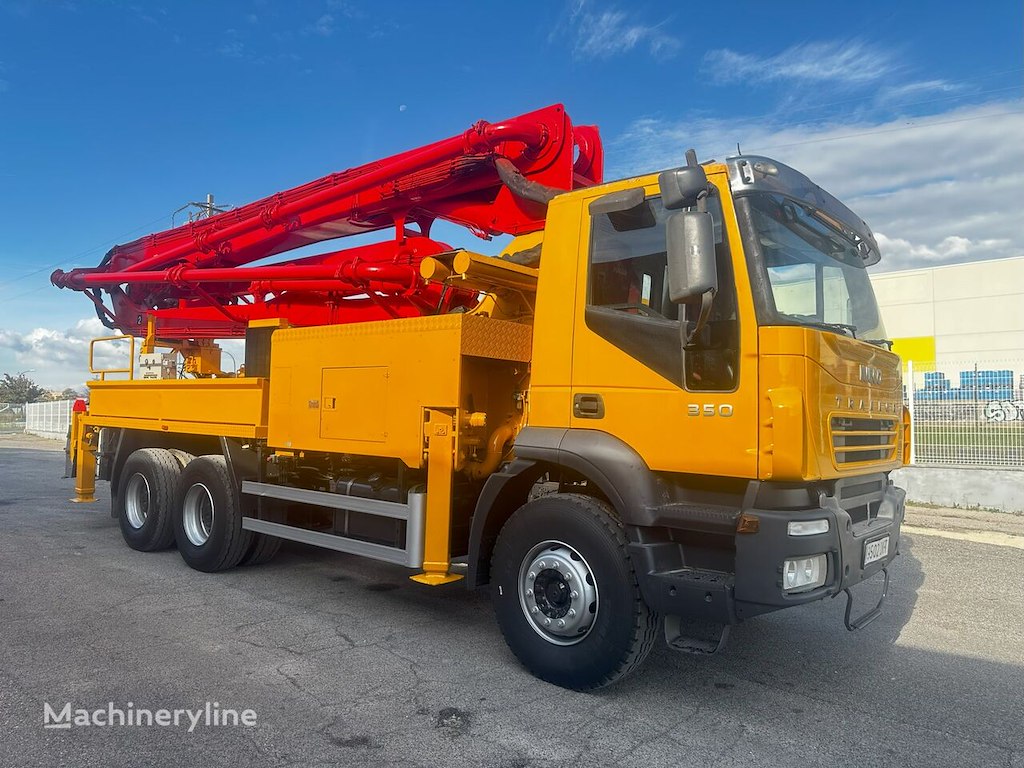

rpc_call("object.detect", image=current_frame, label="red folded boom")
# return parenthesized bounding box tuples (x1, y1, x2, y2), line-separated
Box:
(52, 104, 602, 339)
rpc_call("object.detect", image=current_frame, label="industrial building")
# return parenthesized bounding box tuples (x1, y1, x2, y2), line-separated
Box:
(871, 255, 1024, 366)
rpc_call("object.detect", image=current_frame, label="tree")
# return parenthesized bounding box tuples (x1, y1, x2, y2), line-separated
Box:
(0, 373, 47, 404)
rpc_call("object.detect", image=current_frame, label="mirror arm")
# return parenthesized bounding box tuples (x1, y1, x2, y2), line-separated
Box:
(682, 290, 715, 350)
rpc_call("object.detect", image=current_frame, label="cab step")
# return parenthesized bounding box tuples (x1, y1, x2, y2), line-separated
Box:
(664, 615, 731, 655)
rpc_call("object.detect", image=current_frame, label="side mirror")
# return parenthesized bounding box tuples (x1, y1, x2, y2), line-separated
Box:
(667, 210, 717, 350)
(658, 148, 708, 210)
(666, 210, 717, 303)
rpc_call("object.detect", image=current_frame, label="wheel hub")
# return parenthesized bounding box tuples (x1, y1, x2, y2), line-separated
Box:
(182, 483, 215, 547)
(124, 473, 150, 529)
(518, 541, 598, 645)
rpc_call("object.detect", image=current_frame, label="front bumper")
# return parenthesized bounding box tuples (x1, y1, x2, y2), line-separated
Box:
(732, 482, 905, 620)
(631, 480, 905, 625)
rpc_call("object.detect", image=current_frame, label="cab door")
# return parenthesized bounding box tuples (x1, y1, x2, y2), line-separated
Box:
(568, 176, 759, 479)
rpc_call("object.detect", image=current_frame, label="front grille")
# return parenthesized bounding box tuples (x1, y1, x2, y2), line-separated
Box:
(840, 479, 885, 499)
(831, 416, 897, 465)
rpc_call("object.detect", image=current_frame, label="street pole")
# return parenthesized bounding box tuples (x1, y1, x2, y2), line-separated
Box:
(906, 360, 916, 465)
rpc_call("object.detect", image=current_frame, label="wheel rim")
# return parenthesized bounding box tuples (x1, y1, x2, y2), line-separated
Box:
(518, 540, 598, 646)
(124, 473, 150, 529)
(182, 483, 215, 546)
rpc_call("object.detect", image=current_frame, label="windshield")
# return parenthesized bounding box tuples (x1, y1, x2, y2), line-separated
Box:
(743, 192, 886, 341)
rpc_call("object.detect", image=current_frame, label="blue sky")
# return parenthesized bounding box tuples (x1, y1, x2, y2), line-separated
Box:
(0, 0, 1021, 387)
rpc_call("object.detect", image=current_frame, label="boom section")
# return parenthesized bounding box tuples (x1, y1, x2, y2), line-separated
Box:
(51, 104, 602, 339)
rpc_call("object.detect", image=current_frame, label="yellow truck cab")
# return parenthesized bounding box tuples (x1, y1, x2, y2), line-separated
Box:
(480, 153, 907, 672)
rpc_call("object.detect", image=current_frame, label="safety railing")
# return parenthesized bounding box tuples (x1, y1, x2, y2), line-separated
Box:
(89, 335, 135, 380)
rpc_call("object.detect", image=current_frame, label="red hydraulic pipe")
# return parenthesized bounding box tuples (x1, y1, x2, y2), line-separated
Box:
(62, 262, 420, 289)
(118, 114, 552, 275)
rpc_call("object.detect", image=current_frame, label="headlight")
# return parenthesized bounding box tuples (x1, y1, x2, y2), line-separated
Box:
(782, 555, 827, 593)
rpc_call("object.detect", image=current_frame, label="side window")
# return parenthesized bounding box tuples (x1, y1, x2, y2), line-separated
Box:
(590, 198, 679, 321)
(585, 193, 739, 391)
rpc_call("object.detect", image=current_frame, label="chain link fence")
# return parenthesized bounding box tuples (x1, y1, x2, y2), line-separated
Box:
(905, 360, 1024, 468)
(24, 399, 74, 440)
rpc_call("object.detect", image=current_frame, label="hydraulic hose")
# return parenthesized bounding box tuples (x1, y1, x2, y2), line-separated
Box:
(494, 157, 560, 205)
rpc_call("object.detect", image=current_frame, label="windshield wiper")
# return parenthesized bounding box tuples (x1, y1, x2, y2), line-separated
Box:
(784, 316, 858, 338)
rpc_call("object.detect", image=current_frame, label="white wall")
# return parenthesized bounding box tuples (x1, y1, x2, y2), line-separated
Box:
(871, 256, 1024, 361)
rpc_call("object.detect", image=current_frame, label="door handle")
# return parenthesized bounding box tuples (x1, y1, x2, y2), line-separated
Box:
(573, 393, 605, 419)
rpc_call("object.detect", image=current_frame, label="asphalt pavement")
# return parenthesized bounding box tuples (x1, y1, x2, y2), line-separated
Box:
(1, 438, 1022, 768)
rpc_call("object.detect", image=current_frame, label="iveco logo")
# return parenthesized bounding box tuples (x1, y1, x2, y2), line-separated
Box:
(834, 396, 899, 413)
(859, 365, 883, 385)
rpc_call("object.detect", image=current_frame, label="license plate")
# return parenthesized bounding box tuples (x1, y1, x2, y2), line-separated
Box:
(864, 535, 890, 566)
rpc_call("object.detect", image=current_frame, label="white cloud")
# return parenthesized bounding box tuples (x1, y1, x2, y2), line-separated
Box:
(875, 234, 1012, 267)
(326, 0, 362, 17)
(876, 79, 960, 103)
(308, 13, 335, 37)
(703, 40, 894, 86)
(0, 318, 121, 389)
(609, 100, 1024, 272)
(558, 1, 679, 60)
(217, 39, 244, 58)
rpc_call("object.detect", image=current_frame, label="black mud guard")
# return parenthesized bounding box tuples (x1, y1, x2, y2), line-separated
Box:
(466, 427, 675, 587)
(513, 427, 677, 526)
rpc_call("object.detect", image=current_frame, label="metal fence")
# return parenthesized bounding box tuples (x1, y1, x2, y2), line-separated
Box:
(24, 399, 73, 440)
(905, 360, 1024, 468)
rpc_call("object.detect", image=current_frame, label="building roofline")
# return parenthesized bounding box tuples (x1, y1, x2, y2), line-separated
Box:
(872, 254, 1023, 278)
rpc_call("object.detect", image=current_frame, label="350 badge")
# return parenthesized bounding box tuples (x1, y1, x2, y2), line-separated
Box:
(687, 404, 734, 417)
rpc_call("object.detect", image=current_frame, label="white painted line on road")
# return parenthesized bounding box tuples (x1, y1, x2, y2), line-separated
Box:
(902, 525, 1024, 550)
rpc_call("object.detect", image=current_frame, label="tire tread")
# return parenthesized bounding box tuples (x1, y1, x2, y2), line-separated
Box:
(241, 532, 282, 566)
(117, 447, 182, 551)
(176, 455, 251, 572)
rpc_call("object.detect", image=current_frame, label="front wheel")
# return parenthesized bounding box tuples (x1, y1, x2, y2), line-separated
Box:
(491, 493, 658, 690)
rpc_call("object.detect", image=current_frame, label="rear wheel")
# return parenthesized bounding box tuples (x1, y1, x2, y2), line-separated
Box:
(240, 531, 282, 566)
(167, 449, 194, 468)
(174, 455, 252, 572)
(491, 493, 659, 690)
(116, 448, 182, 552)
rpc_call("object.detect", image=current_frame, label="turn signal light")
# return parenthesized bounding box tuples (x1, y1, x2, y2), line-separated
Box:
(736, 513, 760, 534)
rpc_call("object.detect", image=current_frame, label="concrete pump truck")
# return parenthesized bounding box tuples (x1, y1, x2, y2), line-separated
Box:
(53, 104, 909, 690)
